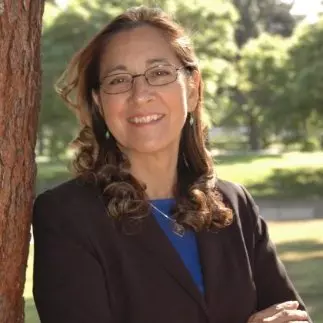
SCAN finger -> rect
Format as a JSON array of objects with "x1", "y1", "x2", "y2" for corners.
[
  {"x1": 275, "y1": 301, "x2": 299, "y2": 311},
  {"x1": 264, "y1": 309, "x2": 308, "y2": 322},
  {"x1": 254, "y1": 301, "x2": 299, "y2": 319}
]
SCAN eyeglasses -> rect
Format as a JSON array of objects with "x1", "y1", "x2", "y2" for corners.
[{"x1": 99, "y1": 64, "x2": 187, "y2": 95}]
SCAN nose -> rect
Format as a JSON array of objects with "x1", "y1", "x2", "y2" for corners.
[{"x1": 130, "y1": 75, "x2": 153, "y2": 105}]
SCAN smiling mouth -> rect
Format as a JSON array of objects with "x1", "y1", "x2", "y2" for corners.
[{"x1": 128, "y1": 114, "x2": 164, "y2": 125}]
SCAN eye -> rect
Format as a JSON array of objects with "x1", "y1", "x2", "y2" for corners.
[
  {"x1": 148, "y1": 67, "x2": 172, "y2": 78},
  {"x1": 153, "y1": 69, "x2": 170, "y2": 77},
  {"x1": 109, "y1": 76, "x2": 128, "y2": 85},
  {"x1": 104, "y1": 74, "x2": 132, "y2": 86}
]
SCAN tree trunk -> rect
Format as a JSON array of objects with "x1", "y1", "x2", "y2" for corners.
[
  {"x1": 0, "y1": 1, "x2": 44, "y2": 322},
  {"x1": 248, "y1": 114, "x2": 261, "y2": 151}
]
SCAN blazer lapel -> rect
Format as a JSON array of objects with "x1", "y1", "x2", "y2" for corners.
[
  {"x1": 125, "y1": 214, "x2": 208, "y2": 315},
  {"x1": 196, "y1": 228, "x2": 227, "y2": 311}
]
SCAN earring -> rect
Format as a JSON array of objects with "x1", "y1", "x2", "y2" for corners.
[
  {"x1": 189, "y1": 113, "x2": 194, "y2": 126},
  {"x1": 105, "y1": 130, "x2": 110, "y2": 139}
]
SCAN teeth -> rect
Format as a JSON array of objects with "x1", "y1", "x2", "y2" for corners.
[{"x1": 129, "y1": 114, "x2": 162, "y2": 124}]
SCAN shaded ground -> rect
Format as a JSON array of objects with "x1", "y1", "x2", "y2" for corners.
[
  {"x1": 25, "y1": 221, "x2": 323, "y2": 323},
  {"x1": 275, "y1": 239, "x2": 323, "y2": 323},
  {"x1": 248, "y1": 168, "x2": 323, "y2": 199},
  {"x1": 214, "y1": 153, "x2": 282, "y2": 165},
  {"x1": 36, "y1": 152, "x2": 323, "y2": 200},
  {"x1": 214, "y1": 152, "x2": 323, "y2": 200},
  {"x1": 25, "y1": 298, "x2": 39, "y2": 323},
  {"x1": 28, "y1": 154, "x2": 322, "y2": 321}
]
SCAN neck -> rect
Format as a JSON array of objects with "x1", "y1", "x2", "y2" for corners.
[{"x1": 121, "y1": 146, "x2": 179, "y2": 200}]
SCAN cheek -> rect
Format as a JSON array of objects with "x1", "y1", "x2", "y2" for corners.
[
  {"x1": 176, "y1": 78, "x2": 190, "y2": 109},
  {"x1": 100, "y1": 96, "x2": 126, "y2": 127},
  {"x1": 172, "y1": 84, "x2": 190, "y2": 117}
]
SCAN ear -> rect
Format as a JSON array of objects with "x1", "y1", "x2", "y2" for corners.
[{"x1": 187, "y1": 70, "x2": 200, "y2": 113}]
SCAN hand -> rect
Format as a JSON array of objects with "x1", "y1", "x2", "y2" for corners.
[{"x1": 247, "y1": 301, "x2": 309, "y2": 322}]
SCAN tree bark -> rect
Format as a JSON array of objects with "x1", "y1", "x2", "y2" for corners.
[{"x1": 0, "y1": 1, "x2": 44, "y2": 322}]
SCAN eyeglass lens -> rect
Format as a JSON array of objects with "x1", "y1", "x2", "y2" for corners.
[{"x1": 100, "y1": 65, "x2": 180, "y2": 94}]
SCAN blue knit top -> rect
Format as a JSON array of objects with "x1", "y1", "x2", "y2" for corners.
[{"x1": 150, "y1": 198, "x2": 205, "y2": 294}]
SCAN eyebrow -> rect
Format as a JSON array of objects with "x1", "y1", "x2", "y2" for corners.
[
  {"x1": 146, "y1": 58, "x2": 170, "y2": 65},
  {"x1": 101, "y1": 58, "x2": 171, "y2": 77}
]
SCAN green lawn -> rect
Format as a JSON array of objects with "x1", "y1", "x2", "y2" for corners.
[
  {"x1": 25, "y1": 247, "x2": 39, "y2": 323},
  {"x1": 24, "y1": 219, "x2": 323, "y2": 323},
  {"x1": 36, "y1": 152, "x2": 323, "y2": 199},
  {"x1": 28, "y1": 152, "x2": 323, "y2": 321},
  {"x1": 214, "y1": 152, "x2": 323, "y2": 199}
]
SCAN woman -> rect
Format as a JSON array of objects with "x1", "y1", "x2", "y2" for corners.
[{"x1": 32, "y1": 6, "x2": 311, "y2": 323}]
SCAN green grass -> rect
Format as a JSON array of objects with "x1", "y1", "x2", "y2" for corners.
[
  {"x1": 24, "y1": 247, "x2": 39, "y2": 323},
  {"x1": 268, "y1": 220, "x2": 323, "y2": 322},
  {"x1": 36, "y1": 152, "x2": 323, "y2": 199},
  {"x1": 214, "y1": 152, "x2": 323, "y2": 199},
  {"x1": 24, "y1": 220, "x2": 323, "y2": 323},
  {"x1": 29, "y1": 152, "x2": 323, "y2": 320}
]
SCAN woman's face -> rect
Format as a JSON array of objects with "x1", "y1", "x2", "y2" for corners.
[{"x1": 94, "y1": 25, "x2": 199, "y2": 155}]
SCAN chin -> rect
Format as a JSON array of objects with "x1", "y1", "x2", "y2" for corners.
[
  {"x1": 132, "y1": 145, "x2": 165, "y2": 154},
  {"x1": 129, "y1": 140, "x2": 172, "y2": 154},
  {"x1": 117, "y1": 135, "x2": 180, "y2": 156}
]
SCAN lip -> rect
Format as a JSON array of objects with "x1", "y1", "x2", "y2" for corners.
[
  {"x1": 127, "y1": 113, "x2": 165, "y2": 126},
  {"x1": 127, "y1": 113, "x2": 165, "y2": 119}
]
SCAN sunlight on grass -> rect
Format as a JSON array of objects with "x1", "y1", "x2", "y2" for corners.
[
  {"x1": 24, "y1": 247, "x2": 34, "y2": 300},
  {"x1": 25, "y1": 219, "x2": 323, "y2": 323},
  {"x1": 30, "y1": 152, "x2": 323, "y2": 322},
  {"x1": 215, "y1": 152, "x2": 323, "y2": 181},
  {"x1": 35, "y1": 152, "x2": 323, "y2": 198},
  {"x1": 215, "y1": 152, "x2": 323, "y2": 199},
  {"x1": 267, "y1": 219, "x2": 323, "y2": 323},
  {"x1": 24, "y1": 247, "x2": 40, "y2": 323},
  {"x1": 280, "y1": 250, "x2": 323, "y2": 261},
  {"x1": 267, "y1": 219, "x2": 323, "y2": 243}
]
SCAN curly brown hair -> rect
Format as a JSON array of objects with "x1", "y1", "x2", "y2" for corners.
[{"x1": 56, "y1": 6, "x2": 233, "y2": 233}]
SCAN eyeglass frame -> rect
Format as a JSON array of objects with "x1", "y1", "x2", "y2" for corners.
[{"x1": 98, "y1": 64, "x2": 189, "y2": 95}]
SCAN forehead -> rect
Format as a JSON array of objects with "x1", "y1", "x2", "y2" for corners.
[{"x1": 99, "y1": 25, "x2": 180, "y2": 73}]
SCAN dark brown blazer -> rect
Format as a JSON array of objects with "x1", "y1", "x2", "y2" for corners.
[{"x1": 32, "y1": 178, "x2": 309, "y2": 323}]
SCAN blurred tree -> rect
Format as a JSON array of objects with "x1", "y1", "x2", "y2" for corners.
[
  {"x1": 39, "y1": 0, "x2": 238, "y2": 156},
  {"x1": 281, "y1": 17, "x2": 323, "y2": 149},
  {"x1": 172, "y1": 0, "x2": 238, "y2": 125},
  {"x1": 232, "y1": 0, "x2": 297, "y2": 47},
  {"x1": 237, "y1": 33, "x2": 291, "y2": 149},
  {"x1": 39, "y1": 0, "x2": 323, "y2": 154},
  {"x1": 289, "y1": 18, "x2": 323, "y2": 116},
  {"x1": 0, "y1": 1, "x2": 44, "y2": 322},
  {"x1": 222, "y1": 0, "x2": 298, "y2": 150},
  {"x1": 40, "y1": 2, "x2": 97, "y2": 158}
]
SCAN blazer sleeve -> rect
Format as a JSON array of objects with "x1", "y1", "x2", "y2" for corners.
[
  {"x1": 32, "y1": 190, "x2": 112, "y2": 323},
  {"x1": 239, "y1": 185, "x2": 311, "y2": 320}
]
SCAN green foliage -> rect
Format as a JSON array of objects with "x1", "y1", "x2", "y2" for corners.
[
  {"x1": 289, "y1": 18, "x2": 323, "y2": 117},
  {"x1": 39, "y1": 0, "x2": 323, "y2": 156},
  {"x1": 39, "y1": 0, "x2": 239, "y2": 157},
  {"x1": 261, "y1": 18, "x2": 323, "y2": 144},
  {"x1": 173, "y1": 1, "x2": 238, "y2": 116},
  {"x1": 239, "y1": 33, "x2": 291, "y2": 138}
]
